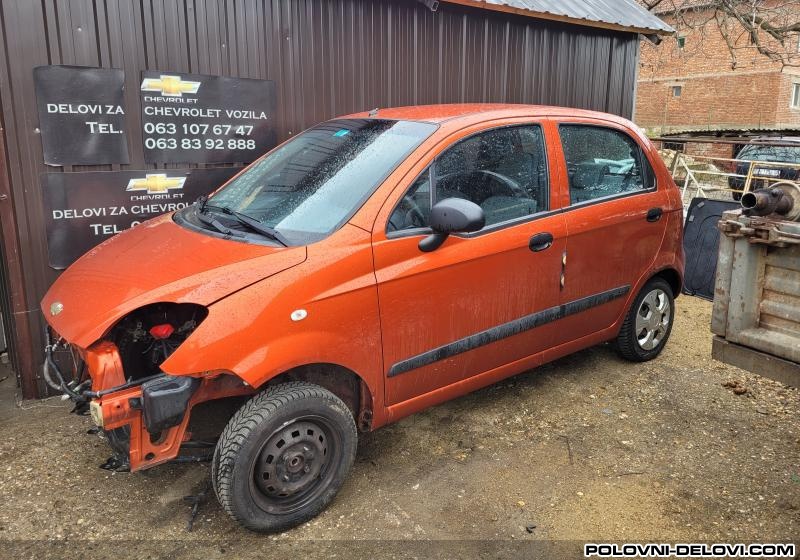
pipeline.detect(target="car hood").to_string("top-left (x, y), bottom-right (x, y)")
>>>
top-left (41, 213), bottom-right (307, 348)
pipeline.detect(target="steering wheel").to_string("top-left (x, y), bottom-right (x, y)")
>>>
top-left (478, 170), bottom-right (528, 198)
top-left (439, 170), bottom-right (528, 199)
top-left (388, 194), bottom-right (426, 231)
top-left (404, 196), bottom-right (426, 227)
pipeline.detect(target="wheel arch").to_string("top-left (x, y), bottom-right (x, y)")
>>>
top-left (264, 363), bottom-right (374, 432)
top-left (612, 266), bottom-right (682, 339)
top-left (652, 267), bottom-right (682, 298)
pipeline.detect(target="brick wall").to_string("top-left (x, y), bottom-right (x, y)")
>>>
top-left (683, 142), bottom-right (734, 160)
top-left (637, 72), bottom-right (787, 132)
top-left (775, 74), bottom-right (800, 124)
top-left (636, 3), bottom-right (800, 132)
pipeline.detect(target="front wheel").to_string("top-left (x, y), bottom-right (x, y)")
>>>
top-left (212, 382), bottom-right (357, 533)
top-left (614, 278), bottom-right (674, 362)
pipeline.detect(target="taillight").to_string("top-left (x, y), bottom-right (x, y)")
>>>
top-left (149, 323), bottom-right (175, 339)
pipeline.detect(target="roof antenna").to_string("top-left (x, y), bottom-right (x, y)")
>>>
top-left (368, 107), bottom-right (379, 117)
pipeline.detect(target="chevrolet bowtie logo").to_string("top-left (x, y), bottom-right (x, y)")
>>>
top-left (126, 174), bottom-right (186, 194)
top-left (140, 75), bottom-right (201, 97)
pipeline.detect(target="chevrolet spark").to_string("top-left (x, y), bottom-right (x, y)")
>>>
top-left (42, 104), bottom-right (684, 532)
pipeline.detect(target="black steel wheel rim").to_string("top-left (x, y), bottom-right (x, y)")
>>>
top-left (248, 414), bottom-right (341, 515)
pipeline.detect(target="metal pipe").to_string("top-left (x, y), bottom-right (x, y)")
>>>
top-left (742, 187), bottom-right (796, 218)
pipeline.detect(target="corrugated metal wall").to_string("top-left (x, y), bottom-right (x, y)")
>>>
top-left (0, 0), bottom-right (639, 397)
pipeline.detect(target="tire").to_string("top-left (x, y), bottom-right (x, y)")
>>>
top-left (614, 278), bottom-right (675, 362)
top-left (212, 381), bottom-right (357, 533)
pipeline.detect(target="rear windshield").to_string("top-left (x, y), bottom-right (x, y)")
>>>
top-left (738, 144), bottom-right (800, 163)
top-left (203, 118), bottom-right (438, 244)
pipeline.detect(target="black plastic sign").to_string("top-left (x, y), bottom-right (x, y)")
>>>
top-left (33, 65), bottom-right (130, 166)
top-left (140, 71), bottom-right (277, 164)
top-left (41, 167), bottom-right (241, 269)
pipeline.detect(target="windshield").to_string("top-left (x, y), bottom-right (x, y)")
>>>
top-left (738, 144), bottom-right (800, 164)
top-left (202, 118), bottom-right (437, 244)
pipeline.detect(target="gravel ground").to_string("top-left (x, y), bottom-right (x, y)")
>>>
top-left (0, 296), bottom-right (797, 559)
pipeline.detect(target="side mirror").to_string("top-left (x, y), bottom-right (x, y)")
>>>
top-left (419, 198), bottom-right (485, 252)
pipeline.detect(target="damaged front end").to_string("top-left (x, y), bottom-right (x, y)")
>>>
top-left (44, 303), bottom-right (254, 472)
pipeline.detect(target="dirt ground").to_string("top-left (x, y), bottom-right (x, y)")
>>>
top-left (0, 296), bottom-right (798, 559)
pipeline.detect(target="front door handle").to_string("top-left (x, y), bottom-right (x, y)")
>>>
top-left (646, 207), bottom-right (663, 222)
top-left (529, 232), bottom-right (553, 252)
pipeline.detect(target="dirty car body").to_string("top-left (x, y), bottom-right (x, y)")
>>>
top-left (41, 104), bottom-right (684, 532)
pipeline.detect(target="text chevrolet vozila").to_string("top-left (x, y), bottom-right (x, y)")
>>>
top-left (42, 105), bottom-right (684, 532)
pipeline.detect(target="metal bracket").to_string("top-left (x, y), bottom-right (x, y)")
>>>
top-left (718, 218), bottom-right (800, 247)
top-left (417, 0), bottom-right (439, 11)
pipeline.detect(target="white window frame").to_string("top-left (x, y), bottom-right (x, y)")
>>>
top-left (792, 82), bottom-right (800, 109)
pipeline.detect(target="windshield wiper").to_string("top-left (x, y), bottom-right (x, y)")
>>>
top-left (195, 196), bottom-right (289, 246)
top-left (194, 197), bottom-right (243, 237)
top-left (201, 200), bottom-right (289, 247)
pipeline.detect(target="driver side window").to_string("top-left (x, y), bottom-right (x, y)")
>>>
top-left (387, 125), bottom-right (549, 233)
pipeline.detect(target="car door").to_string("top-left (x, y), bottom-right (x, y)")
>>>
top-left (552, 119), bottom-right (670, 345)
top-left (372, 121), bottom-right (568, 406)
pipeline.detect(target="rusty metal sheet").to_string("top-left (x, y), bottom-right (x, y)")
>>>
top-left (712, 336), bottom-right (800, 388)
top-left (713, 211), bottom-right (800, 369)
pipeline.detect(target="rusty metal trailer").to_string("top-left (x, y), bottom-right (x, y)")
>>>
top-left (712, 193), bottom-right (800, 387)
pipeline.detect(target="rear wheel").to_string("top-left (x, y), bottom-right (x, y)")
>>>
top-left (614, 278), bottom-right (674, 362)
top-left (212, 381), bottom-right (357, 533)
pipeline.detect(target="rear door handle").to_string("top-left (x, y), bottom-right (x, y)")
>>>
top-left (529, 232), bottom-right (553, 252)
top-left (646, 207), bottom-right (663, 222)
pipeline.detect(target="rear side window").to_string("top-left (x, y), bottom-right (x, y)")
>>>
top-left (559, 125), bottom-right (654, 204)
top-left (387, 124), bottom-right (549, 232)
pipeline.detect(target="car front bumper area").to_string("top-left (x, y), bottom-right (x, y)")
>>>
top-left (46, 336), bottom-right (252, 472)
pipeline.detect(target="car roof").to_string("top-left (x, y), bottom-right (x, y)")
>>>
top-left (342, 103), bottom-right (632, 126)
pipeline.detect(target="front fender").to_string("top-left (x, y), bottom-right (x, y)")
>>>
top-left (160, 224), bottom-right (384, 408)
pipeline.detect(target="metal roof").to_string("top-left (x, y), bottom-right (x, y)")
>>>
top-left (440, 0), bottom-right (675, 35)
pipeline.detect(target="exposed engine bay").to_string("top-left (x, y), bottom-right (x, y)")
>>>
top-left (42, 302), bottom-right (234, 472)
top-left (109, 302), bottom-right (208, 381)
top-left (43, 302), bottom-right (208, 399)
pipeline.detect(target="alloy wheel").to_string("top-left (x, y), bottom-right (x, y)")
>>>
top-left (635, 288), bottom-right (671, 351)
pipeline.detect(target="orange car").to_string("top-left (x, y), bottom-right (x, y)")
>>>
top-left (41, 104), bottom-right (684, 532)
